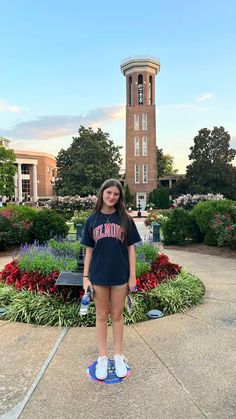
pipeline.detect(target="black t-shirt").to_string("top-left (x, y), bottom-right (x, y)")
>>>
top-left (80, 210), bottom-right (141, 286)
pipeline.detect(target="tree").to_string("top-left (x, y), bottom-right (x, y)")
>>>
top-left (55, 126), bottom-right (122, 196)
top-left (124, 184), bottom-right (133, 206)
top-left (149, 187), bottom-right (170, 209)
top-left (185, 126), bottom-right (236, 198)
top-left (156, 147), bottom-right (178, 178)
top-left (0, 146), bottom-right (17, 198)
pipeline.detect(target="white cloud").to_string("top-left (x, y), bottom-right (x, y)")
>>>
top-left (175, 103), bottom-right (193, 109)
top-left (160, 102), bottom-right (206, 111)
top-left (0, 104), bottom-right (125, 140)
top-left (160, 94), bottom-right (213, 111)
top-left (0, 99), bottom-right (23, 113)
top-left (196, 93), bottom-right (213, 102)
top-left (231, 135), bottom-right (236, 149)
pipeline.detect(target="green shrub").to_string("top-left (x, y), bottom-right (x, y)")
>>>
top-left (136, 260), bottom-right (150, 277)
top-left (124, 184), bottom-right (133, 207)
top-left (149, 187), bottom-right (170, 209)
top-left (143, 270), bottom-right (204, 314)
top-left (48, 239), bottom-right (81, 258)
top-left (0, 207), bottom-right (32, 249)
top-left (162, 208), bottom-right (201, 245)
top-left (7, 204), bottom-right (37, 220)
top-left (30, 209), bottom-right (69, 243)
top-left (18, 245), bottom-right (77, 275)
top-left (136, 242), bottom-right (159, 262)
top-left (71, 209), bottom-right (93, 228)
top-left (192, 199), bottom-right (235, 245)
top-left (7, 204), bottom-right (37, 243)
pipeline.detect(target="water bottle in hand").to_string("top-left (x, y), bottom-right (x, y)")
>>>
top-left (79, 286), bottom-right (93, 316)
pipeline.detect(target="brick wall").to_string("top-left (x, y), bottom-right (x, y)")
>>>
top-left (125, 70), bottom-right (158, 199)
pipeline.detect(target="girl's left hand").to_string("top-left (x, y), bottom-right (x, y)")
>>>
top-left (128, 276), bottom-right (137, 292)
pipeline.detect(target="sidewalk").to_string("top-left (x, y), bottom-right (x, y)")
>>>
top-left (1, 241), bottom-right (236, 417)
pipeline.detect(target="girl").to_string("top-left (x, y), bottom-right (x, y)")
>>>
top-left (80, 179), bottom-right (141, 380)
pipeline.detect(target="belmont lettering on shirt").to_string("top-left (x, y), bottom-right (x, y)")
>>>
top-left (93, 223), bottom-right (124, 242)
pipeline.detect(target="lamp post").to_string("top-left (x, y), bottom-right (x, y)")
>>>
top-left (137, 200), bottom-right (142, 218)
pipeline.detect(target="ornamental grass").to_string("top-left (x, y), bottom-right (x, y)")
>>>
top-left (0, 271), bottom-right (204, 327)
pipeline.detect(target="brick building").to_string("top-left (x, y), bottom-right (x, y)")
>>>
top-left (0, 137), bottom-right (56, 203)
top-left (121, 56), bottom-right (160, 209)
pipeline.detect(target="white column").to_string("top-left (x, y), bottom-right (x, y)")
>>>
top-left (32, 164), bottom-right (38, 203)
top-left (17, 163), bottom-right (22, 202)
top-left (14, 173), bottom-right (17, 202)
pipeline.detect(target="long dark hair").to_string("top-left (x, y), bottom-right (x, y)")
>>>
top-left (93, 179), bottom-right (131, 245)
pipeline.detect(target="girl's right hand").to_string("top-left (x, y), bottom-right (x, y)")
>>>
top-left (83, 277), bottom-right (92, 293)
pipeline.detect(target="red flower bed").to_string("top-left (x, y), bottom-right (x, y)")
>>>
top-left (0, 260), bottom-right (59, 294)
top-left (0, 260), bottom-right (84, 301)
top-left (136, 253), bottom-right (181, 292)
top-left (1, 253), bottom-right (181, 297)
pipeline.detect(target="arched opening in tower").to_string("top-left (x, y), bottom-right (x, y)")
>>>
top-left (138, 74), bottom-right (143, 105)
top-left (128, 76), bottom-right (133, 105)
top-left (149, 75), bottom-right (153, 105)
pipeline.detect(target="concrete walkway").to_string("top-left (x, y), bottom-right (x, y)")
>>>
top-left (0, 249), bottom-right (236, 418)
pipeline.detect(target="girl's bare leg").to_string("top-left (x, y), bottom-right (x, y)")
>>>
top-left (110, 286), bottom-right (128, 354)
top-left (93, 285), bottom-right (110, 356)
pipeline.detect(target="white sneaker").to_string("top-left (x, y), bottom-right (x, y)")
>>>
top-left (95, 356), bottom-right (108, 380)
top-left (114, 354), bottom-right (128, 378)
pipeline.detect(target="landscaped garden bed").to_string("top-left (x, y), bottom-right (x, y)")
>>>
top-left (145, 197), bottom-right (236, 249)
top-left (0, 241), bottom-right (205, 327)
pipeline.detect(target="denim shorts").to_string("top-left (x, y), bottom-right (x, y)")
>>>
top-left (111, 283), bottom-right (128, 289)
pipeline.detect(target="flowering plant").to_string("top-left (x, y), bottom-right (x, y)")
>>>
top-left (0, 260), bottom-right (59, 293)
top-left (144, 210), bottom-right (170, 227)
top-left (47, 195), bottom-right (97, 212)
top-left (211, 206), bottom-right (236, 248)
top-left (0, 208), bottom-right (32, 249)
top-left (136, 253), bottom-right (181, 292)
top-left (172, 194), bottom-right (225, 211)
top-left (0, 259), bottom-right (84, 301)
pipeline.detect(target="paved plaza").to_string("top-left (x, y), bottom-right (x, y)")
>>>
top-left (0, 223), bottom-right (236, 418)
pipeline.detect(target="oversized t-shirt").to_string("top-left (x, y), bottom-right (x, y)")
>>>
top-left (80, 210), bottom-right (141, 286)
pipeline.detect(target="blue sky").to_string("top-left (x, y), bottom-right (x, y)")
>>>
top-left (0, 0), bottom-right (236, 172)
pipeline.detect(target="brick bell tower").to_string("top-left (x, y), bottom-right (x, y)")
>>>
top-left (120, 56), bottom-right (160, 209)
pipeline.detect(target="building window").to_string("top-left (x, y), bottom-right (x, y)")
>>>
top-left (142, 136), bottom-right (148, 156)
top-left (22, 179), bottom-right (30, 201)
top-left (143, 164), bottom-right (148, 183)
top-left (47, 166), bottom-right (50, 173)
top-left (138, 74), bottom-right (143, 105)
top-left (134, 114), bottom-right (139, 130)
top-left (128, 76), bottom-right (133, 105)
top-left (149, 75), bottom-right (153, 105)
top-left (135, 164), bottom-right (140, 183)
top-left (142, 113), bottom-right (147, 130)
top-left (21, 164), bottom-right (30, 174)
top-left (134, 137), bottom-right (140, 156)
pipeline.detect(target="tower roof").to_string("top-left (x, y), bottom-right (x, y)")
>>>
top-left (120, 56), bottom-right (160, 76)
